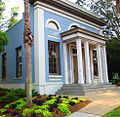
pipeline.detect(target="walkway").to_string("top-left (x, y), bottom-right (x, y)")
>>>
top-left (67, 89), bottom-right (120, 117)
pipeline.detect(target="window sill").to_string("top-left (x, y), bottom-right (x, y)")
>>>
top-left (14, 77), bottom-right (22, 80)
top-left (1, 79), bottom-right (7, 81)
top-left (49, 75), bottom-right (62, 78)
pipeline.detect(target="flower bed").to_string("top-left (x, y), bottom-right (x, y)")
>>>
top-left (0, 94), bottom-right (90, 117)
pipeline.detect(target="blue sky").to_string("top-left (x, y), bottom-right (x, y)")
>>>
top-left (3, 0), bottom-right (77, 20)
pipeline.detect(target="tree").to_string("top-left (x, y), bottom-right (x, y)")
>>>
top-left (0, 1), bottom-right (19, 30)
top-left (106, 38), bottom-right (120, 79)
top-left (76, 0), bottom-right (120, 39)
top-left (24, 0), bottom-right (33, 107)
top-left (8, 7), bottom-right (19, 29)
top-left (0, 30), bottom-right (9, 53)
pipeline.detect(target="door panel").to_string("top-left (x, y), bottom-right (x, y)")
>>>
top-left (73, 56), bottom-right (78, 84)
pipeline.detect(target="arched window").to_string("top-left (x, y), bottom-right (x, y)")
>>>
top-left (70, 25), bottom-right (79, 29)
top-left (68, 23), bottom-right (80, 30)
top-left (46, 19), bottom-right (61, 31)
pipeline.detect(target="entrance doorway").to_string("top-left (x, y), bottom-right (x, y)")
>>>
top-left (71, 48), bottom-right (78, 84)
top-left (92, 50), bottom-right (99, 82)
top-left (73, 55), bottom-right (78, 83)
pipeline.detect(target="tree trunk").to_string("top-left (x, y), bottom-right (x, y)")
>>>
top-left (24, 0), bottom-right (33, 107)
top-left (116, 0), bottom-right (120, 13)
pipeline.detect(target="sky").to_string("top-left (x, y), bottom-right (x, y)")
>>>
top-left (3, 0), bottom-right (77, 20)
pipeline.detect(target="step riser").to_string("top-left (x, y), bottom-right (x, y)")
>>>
top-left (56, 84), bottom-right (120, 95)
top-left (61, 86), bottom-right (116, 90)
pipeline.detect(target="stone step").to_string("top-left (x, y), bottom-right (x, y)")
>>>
top-left (61, 85), bottom-right (116, 90)
top-left (58, 86), bottom-right (118, 92)
top-left (56, 83), bottom-right (120, 96)
top-left (56, 91), bottom-right (85, 95)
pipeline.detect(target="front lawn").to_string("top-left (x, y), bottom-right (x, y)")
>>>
top-left (0, 88), bottom-right (90, 117)
top-left (103, 106), bottom-right (120, 117)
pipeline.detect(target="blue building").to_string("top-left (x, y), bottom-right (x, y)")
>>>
top-left (0, 0), bottom-right (109, 94)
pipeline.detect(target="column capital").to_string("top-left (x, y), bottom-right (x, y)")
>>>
top-left (76, 38), bottom-right (82, 43)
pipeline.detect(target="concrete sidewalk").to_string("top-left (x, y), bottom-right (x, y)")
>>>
top-left (67, 112), bottom-right (100, 117)
top-left (67, 90), bottom-right (120, 117)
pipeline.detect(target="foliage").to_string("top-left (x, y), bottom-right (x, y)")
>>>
top-left (0, 109), bottom-right (6, 113)
top-left (106, 38), bottom-right (120, 79)
top-left (103, 106), bottom-right (120, 117)
top-left (76, 0), bottom-right (120, 39)
top-left (44, 99), bottom-right (56, 105)
top-left (0, 91), bottom-right (88, 117)
top-left (0, 30), bottom-right (9, 53)
top-left (4, 99), bottom-right (26, 110)
top-left (0, 115), bottom-right (6, 117)
top-left (22, 108), bottom-right (33, 116)
top-left (0, 1), bottom-right (19, 30)
top-left (111, 73), bottom-right (120, 84)
top-left (58, 103), bottom-right (71, 116)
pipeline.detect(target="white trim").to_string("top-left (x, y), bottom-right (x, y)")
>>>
top-left (49, 79), bottom-right (62, 81)
top-left (34, 6), bottom-right (46, 94)
top-left (46, 82), bottom-right (63, 85)
top-left (84, 41), bottom-right (92, 84)
top-left (14, 77), bottom-right (22, 80)
top-left (48, 35), bottom-right (60, 39)
top-left (49, 75), bottom-right (62, 78)
top-left (68, 23), bottom-right (80, 30)
top-left (76, 39), bottom-right (84, 84)
top-left (34, 2), bottom-right (102, 30)
top-left (63, 43), bottom-right (69, 84)
top-left (62, 32), bottom-right (106, 44)
top-left (45, 18), bottom-right (61, 31)
top-left (97, 44), bottom-right (104, 83)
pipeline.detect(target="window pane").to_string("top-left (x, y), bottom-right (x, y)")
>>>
top-left (47, 21), bottom-right (59, 30)
top-left (2, 53), bottom-right (6, 80)
top-left (16, 47), bottom-right (22, 78)
top-left (48, 41), bottom-right (61, 75)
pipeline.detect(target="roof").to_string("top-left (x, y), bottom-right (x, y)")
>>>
top-left (30, 0), bottom-right (106, 26)
top-left (61, 27), bottom-right (107, 41)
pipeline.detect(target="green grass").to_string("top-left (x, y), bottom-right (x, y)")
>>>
top-left (103, 106), bottom-right (120, 117)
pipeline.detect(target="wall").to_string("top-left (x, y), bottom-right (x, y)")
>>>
top-left (0, 5), bottom-right (34, 87)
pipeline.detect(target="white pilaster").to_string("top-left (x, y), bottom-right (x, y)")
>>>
top-left (63, 43), bottom-right (69, 84)
top-left (97, 43), bottom-right (104, 83)
top-left (84, 41), bottom-right (92, 84)
top-left (102, 45), bottom-right (109, 83)
top-left (90, 50), bottom-right (94, 83)
top-left (34, 6), bottom-right (46, 94)
top-left (76, 39), bottom-right (84, 84)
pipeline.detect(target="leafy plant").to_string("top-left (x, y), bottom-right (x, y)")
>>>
top-left (33, 105), bottom-right (49, 110)
top-left (42, 110), bottom-right (53, 117)
top-left (44, 99), bottom-right (56, 105)
top-left (58, 103), bottom-right (71, 116)
top-left (22, 108), bottom-right (33, 116)
top-left (34, 109), bottom-right (42, 114)
top-left (0, 109), bottom-right (6, 113)
top-left (4, 99), bottom-right (26, 110)
top-left (79, 98), bottom-right (87, 102)
top-left (0, 115), bottom-right (6, 117)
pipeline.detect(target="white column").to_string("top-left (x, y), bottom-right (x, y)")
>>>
top-left (63, 43), bottom-right (69, 84)
top-left (102, 45), bottom-right (109, 83)
top-left (97, 43), bottom-right (104, 83)
top-left (84, 41), bottom-right (92, 84)
top-left (90, 50), bottom-right (94, 83)
top-left (76, 39), bottom-right (84, 84)
top-left (34, 6), bottom-right (46, 94)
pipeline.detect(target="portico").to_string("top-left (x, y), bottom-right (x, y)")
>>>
top-left (61, 27), bottom-right (109, 84)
